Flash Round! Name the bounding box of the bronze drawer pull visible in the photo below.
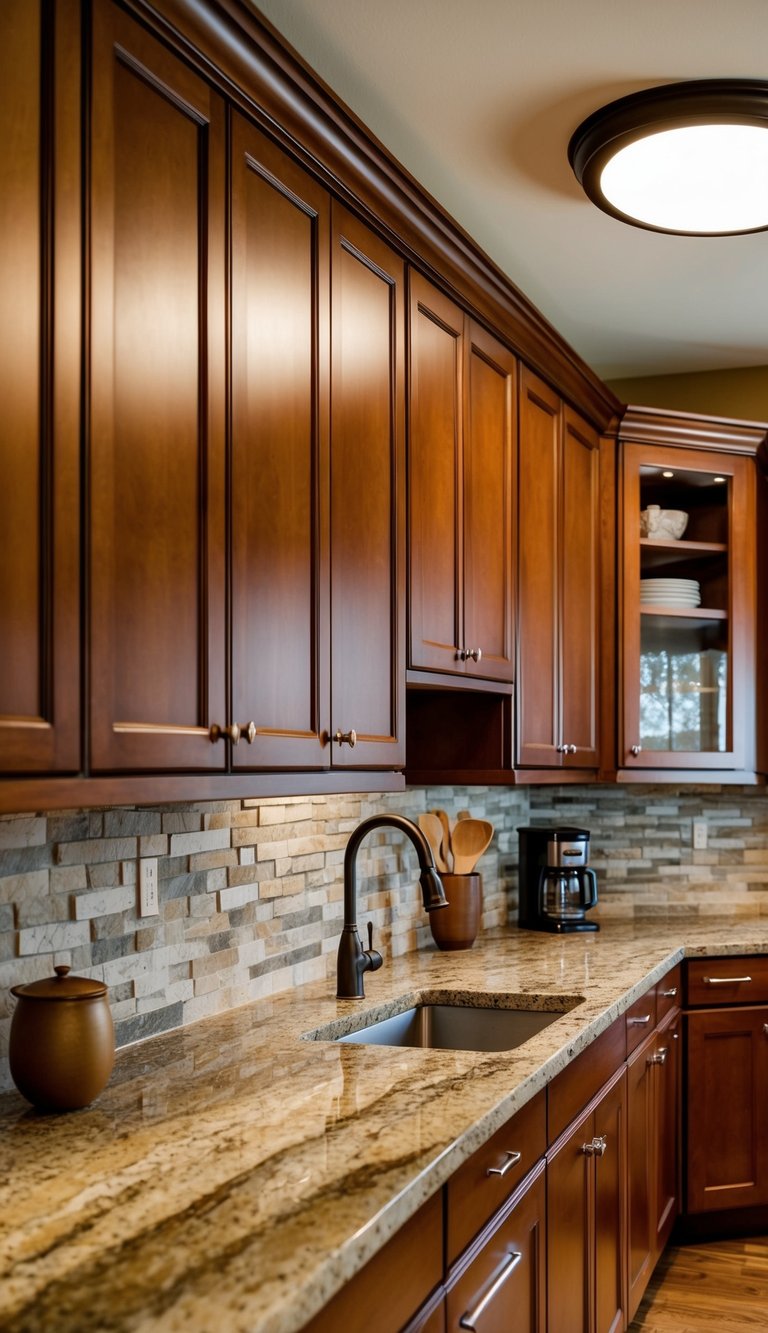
[703,975,752,985]
[459,1250,523,1329]
[628,1014,652,1026]
[486,1149,522,1179]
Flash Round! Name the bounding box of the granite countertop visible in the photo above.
[2,916,767,1333]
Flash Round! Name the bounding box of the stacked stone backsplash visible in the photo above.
[1,782,768,1093]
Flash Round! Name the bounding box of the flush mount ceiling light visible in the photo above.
[568,79,768,235]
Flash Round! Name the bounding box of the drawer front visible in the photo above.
[447,1162,546,1333]
[548,1014,626,1143]
[687,956,768,1006]
[446,1089,546,1265]
[625,988,657,1055]
[655,964,681,1022]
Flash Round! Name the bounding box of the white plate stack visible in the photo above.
[640,578,701,608]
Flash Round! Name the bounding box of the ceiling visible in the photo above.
[253,0,768,381]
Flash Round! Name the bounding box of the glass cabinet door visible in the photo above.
[622,442,755,770]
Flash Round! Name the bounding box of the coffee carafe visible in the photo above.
[517,826,599,933]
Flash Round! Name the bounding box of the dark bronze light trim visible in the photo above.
[568,79,768,236]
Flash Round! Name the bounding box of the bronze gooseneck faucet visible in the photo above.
[336,814,448,999]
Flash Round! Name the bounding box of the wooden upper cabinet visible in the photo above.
[409,277,463,675]
[230,115,330,770]
[561,407,600,766]
[89,0,227,771]
[517,371,560,766]
[408,273,516,684]
[517,367,600,769]
[0,0,80,773]
[463,323,517,682]
[620,437,756,773]
[329,205,406,768]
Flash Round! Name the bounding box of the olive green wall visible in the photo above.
[606,365,768,422]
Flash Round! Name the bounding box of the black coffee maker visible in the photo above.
[517,827,599,933]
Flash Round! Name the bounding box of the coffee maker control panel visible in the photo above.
[546,836,589,869]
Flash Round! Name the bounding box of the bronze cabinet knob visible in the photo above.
[334,729,357,748]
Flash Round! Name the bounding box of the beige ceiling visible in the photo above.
[253,0,768,381]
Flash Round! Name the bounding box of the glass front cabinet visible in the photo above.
[620,438,757,773]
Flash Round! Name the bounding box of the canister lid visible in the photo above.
[10,964,108,1000]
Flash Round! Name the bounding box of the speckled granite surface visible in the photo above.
[1,918,767,1333]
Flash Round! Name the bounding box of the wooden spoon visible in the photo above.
[451,818,493,874]
[432,809,453,872]
[456,809,471,822]
[418,812,449,873]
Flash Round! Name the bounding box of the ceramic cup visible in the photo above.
[429,873,482,951]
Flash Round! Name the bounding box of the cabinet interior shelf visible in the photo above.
[640,538,727,572]
[640,606,727,622]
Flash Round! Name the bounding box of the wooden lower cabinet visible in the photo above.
[303,1191,443,1333]
[685,1004,768,1213]
[547,1067,626,1333]
[626,1006,681,1321]
[446,1161,546,1333]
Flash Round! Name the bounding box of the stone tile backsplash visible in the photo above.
[1,783,767,1092]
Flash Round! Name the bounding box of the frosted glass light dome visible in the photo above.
[568,80,768,236]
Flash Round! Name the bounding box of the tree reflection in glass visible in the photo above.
[639,646,727,751]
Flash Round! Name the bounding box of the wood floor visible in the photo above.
[632,1236,768,1330]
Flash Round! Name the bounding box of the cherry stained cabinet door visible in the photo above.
[462,322,517,683]
[561,406,600,767]
[89,0,227,771]
[517,370,560,767]
[686,1005,768,1212]
[408,276,464,676]
[230,115,330,770]
[0,0,80,772]
[517,369,600,769]
[408,275,516,684]
[547,1069,626,1333]
[328,204,406,769]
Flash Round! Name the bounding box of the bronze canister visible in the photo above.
[9,964,115,1111]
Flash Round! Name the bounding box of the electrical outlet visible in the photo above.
[138,857,159,916]
[693,820,708,851]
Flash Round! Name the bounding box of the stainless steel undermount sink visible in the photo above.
[308,994,583,1054]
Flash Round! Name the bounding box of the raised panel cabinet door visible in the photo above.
[89,0,226,771]
[686,1006,768,1212]
[408,272,464,674]
[547,1101,593,1333]
[626,1032,655,1322]
[561,408,600,767]
[593,1070,627,1333]
[462,322,517,683]
[447,1163,546,1333]
[517,367,561,767]
[0,0,80,772]
[230,114,330,770]
[329,204,405,768]
[654,1008,680,1258]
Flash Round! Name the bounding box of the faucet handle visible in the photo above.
[365,922,383,973]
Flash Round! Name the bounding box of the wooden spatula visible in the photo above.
[418,812,449,872]
[432,809,453,872]
[451,818,493,874]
